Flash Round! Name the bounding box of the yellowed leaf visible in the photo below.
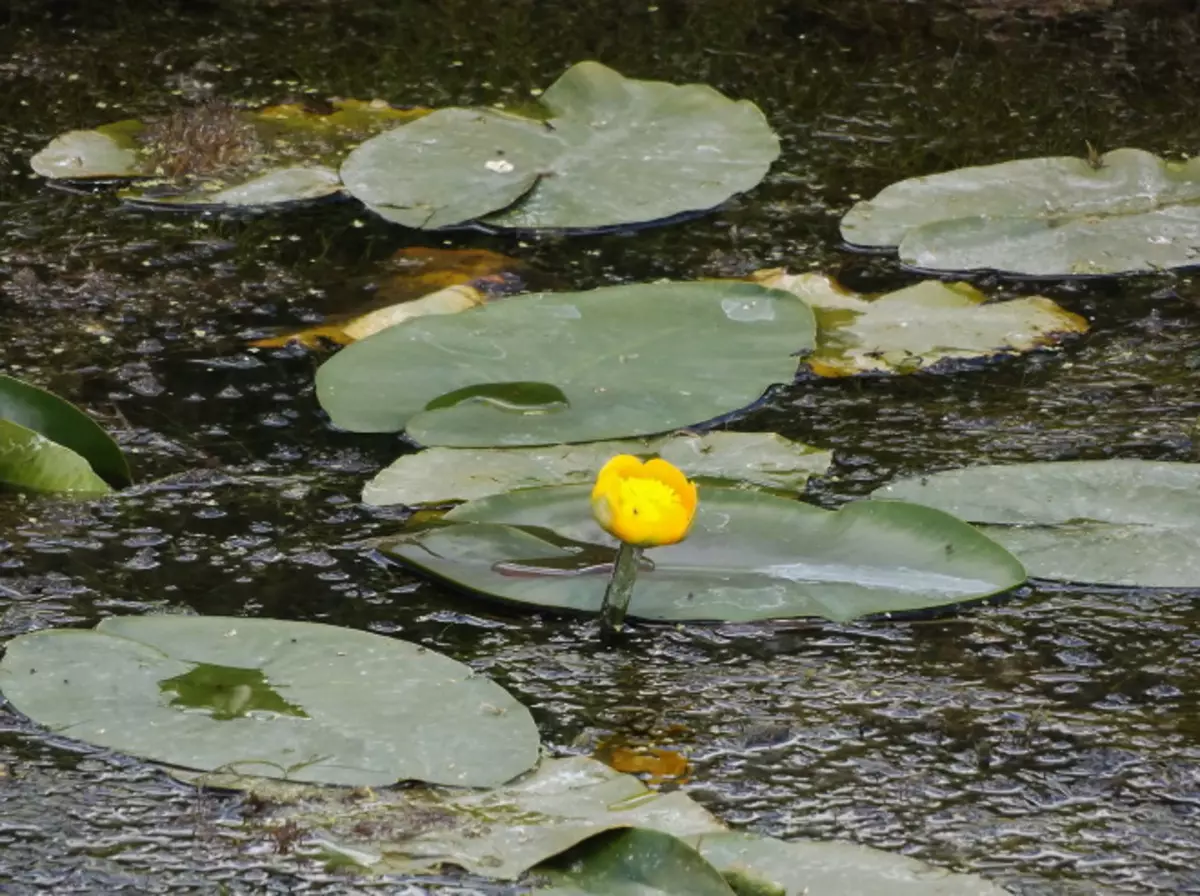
[751,268,1088,377]
[251,284,485,349]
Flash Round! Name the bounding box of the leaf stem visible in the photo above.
[600,542,642,634]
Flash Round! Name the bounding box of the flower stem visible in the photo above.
[600,542,642,634]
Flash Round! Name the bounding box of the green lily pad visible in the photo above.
[341,61,779,231]
[874,460,1200,587]
[685,832,1011,896]
[536,828,737,896]
[121,165,343,208]
[0,419,111,496]
[839,148,1200,276]
[32,99,426,209]
[0,373,130,493]
[316,280,815,447]
[247,756,1007,892]
[381,486,1026,622]
[261,755,723,880]
[753,270,1088,376]
[0,616,539,787]
[30,120,144,179]
[362,432,832,506]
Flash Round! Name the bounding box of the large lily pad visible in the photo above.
[0,616,539,787]
[362,431,832,506]
[751,270,1088,376]
[874,460,1200,587]
[277,756,723,880]
[341,61,779,231]
[0,373,130,493]
[839,148,1200,276]
[32,99,426,209]
[316,280,815,447]
[381,485,1026,622]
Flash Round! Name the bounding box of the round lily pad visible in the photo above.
[0,616,540,787]
[381,486,1026,622]
[316,280,816,447]
[341,61,780,232]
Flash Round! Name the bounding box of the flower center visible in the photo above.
[618,477,682,522]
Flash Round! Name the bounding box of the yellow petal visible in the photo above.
[590,454,697,547]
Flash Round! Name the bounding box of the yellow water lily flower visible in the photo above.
[591,454,698,548]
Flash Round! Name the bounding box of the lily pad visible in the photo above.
[840,148,1200,276]
[341,61,779,231]
[381,486,1026,622]
[362,432,832,506]
[32,99,426,209]
[0,616,539,787]
[536,828,737,896]
[316,280,815,447]
[874,460,1200,587]
[0,373,130,493]
[30,120,144,179]
[751,270,1088,376]
[272,755,723,880]
[685,832,1011,896]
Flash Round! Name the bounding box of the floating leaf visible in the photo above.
[341,61,779,232]
[874,460,1200,587]
[0,616,539,787]
[180,756,1005,892]
[30,120,144,179]
[840,148,1200,276]
[0,373,130,493]
[381,486,1026,622]
[0,419,111,496]
[33,99,427,209]
[751,269,1088,376]
[536,828,737,896]
[272,755,723,880]
[362,431,832,506]
[597,744,690,785]
[685,832,1011,896]
[124,166,343,208]
[316,281,815,447]
[253,284,487,348]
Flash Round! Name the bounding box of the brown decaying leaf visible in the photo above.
[376,247,529,304]
[252,247,527,349]
[596,744,691,785]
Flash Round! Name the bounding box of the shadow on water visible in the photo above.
[2,0,1200,892]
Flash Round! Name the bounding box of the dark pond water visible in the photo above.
[3,1,1200,892]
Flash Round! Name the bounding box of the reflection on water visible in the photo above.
[2,0,1200,893]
